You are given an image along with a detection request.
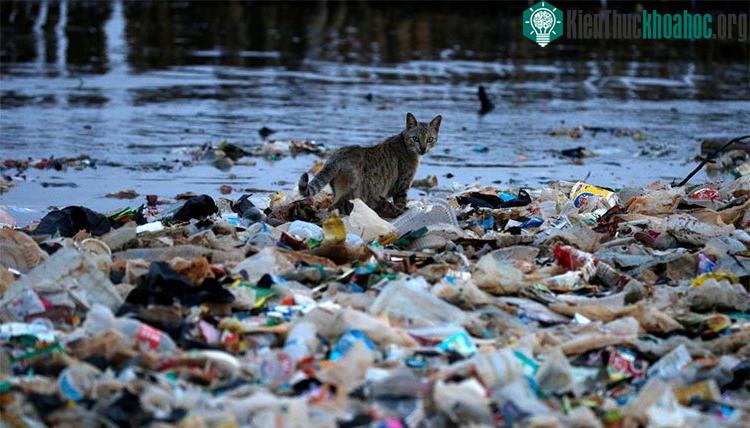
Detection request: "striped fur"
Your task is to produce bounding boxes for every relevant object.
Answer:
[299,113,442,216]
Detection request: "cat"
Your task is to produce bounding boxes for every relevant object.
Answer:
[299,112,442,216]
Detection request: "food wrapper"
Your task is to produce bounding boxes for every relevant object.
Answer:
[436,330,477,358]
[570,181,618,208]
[330,330,376,361]
[673,380,720,405]
[607,347,647,383]
[691,271,739,286]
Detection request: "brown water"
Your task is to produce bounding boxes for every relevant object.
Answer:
[1,1,749,224]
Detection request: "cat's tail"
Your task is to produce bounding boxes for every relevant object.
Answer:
[299,163,338,197]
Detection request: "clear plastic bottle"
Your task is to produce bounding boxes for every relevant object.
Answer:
[282,321,319,363]
[259,349,294,387]
[84,304,177,354]
[58,363,100,401]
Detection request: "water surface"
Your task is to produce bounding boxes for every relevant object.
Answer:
[2,1,749,224]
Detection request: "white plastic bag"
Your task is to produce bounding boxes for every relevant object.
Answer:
[343,199,396,242]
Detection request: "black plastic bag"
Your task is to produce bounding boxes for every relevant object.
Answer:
[101,391,150,428]
[32,206,111,237]
[172,194,218,222]
[125,262,234,307]
[457,189,531,209]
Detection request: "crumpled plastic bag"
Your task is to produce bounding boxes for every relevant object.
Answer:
[433,377,493,425]
[125,261,234,307]
[625,186,684,215]
[431,274,493,308]
[686,278,750,312]
[342,199,396,242]
[172,194,218,222]
[472,250,525,295]
[535,347,573,394]
[0,248,122,321]
[232,247,335,283]
[666,214,734,246]
[369,277,467,328]
[32,206,112,237]
[300,305,418,347]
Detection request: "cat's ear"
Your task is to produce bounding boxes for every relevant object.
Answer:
[406,112,417,129]
[429,115,442,131]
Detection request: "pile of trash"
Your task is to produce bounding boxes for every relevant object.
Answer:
[190,140,326,171]
[1,154,99,173]
[1,173,749,427]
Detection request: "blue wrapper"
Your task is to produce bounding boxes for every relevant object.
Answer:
[330,330,376,361]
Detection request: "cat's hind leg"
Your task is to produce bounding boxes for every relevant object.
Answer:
[330,174,357,215]
[332,192,355,215]
[364,196,402,219]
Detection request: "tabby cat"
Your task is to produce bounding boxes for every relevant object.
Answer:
[299,112,442,216]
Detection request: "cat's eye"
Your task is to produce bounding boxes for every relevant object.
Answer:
[411,136,419,142]
[428,137,434,143]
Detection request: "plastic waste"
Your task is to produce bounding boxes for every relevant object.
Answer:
[535,348,573,394]
[391,198,458,235]
[666,214,734,246]
[369,277,467,328]
[433,377,492,425]
[3,168,750,427]
[330,329,377,361]
[686,277,750,312]
[342,199,397,242]
[322,213,346,244]
[450,348,523,389]
[569,181,618,209]
[135,221,164,234]
[233,247,296,284]
[245,222,280,248]
[32,205,112,237]
[472,250,525,294]
[431,274,493,307]
[172,194,218,222]
[84,304,177,353]
[287,219,364,247]
[456,189,531,209]
[406,224,466,251]
[125,261,234,307]
[648,344,692,380]
[0,229,48,273]
[233,194,266,224]
[0,319,56,343]
[259,350,295,387]
[283,321,320,364]
[319,337,376,389]
[436,330,477,357]
[58,363,100,401]
[100,226,136,252]
[0,248,122,321]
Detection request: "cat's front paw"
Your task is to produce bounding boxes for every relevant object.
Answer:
[298,172,310,196]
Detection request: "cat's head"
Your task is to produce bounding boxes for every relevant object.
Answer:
[402,112,442,155]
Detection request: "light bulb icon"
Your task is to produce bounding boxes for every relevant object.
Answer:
[527,3,558,47]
